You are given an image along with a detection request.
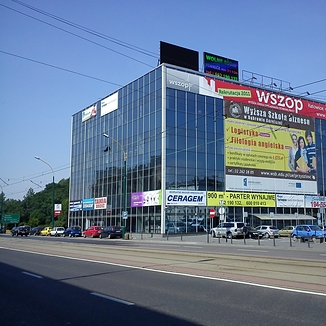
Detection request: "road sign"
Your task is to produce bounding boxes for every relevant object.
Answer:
[209,208,215,218]
[2,214,20,224]
[122,211,128,219]
[218,207,225,215]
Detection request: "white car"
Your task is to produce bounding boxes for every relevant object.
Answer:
[50,227,65,237]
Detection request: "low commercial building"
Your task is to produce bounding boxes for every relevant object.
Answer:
[68,58,326,232]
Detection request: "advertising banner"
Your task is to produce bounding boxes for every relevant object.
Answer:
[100,92,118,116]
[305,196,326,208]
[131,190,162,207]
[276,194,305,208]
[94,197,107,210]
[69,200,82,212]
[82,104,97,122]
[82,198,94,211]
[207,191,275,207]
[224,100,317,194]
[166,67,326,120]
[166,190,206,206]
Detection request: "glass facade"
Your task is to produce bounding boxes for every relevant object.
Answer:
[69,64,326,233]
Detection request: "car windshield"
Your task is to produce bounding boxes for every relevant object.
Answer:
[310,225,321,231]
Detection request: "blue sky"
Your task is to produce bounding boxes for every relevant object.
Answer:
[1,0,325,200]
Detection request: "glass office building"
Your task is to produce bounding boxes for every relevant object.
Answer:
[69,64,326,233]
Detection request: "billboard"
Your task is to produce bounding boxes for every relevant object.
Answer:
[276,194,305,207]
[160,41,199,71]
[101,92,118,116]
[166,190,206,206]
[131,190,162,207]
[69,200,82,212]
[224,100,317,194]
[165,67,326,120]
[82,104,97,122]
[82,198,94,211]
[94,197,107,210]
[207,191,275,207]
[203,52,239,81]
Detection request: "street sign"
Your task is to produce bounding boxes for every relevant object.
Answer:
[209,208,215,218]
[218,207,225,215]
[2,214,20,224]
[122,211,128,219]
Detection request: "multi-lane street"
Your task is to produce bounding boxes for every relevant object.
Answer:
[1,234,325,325]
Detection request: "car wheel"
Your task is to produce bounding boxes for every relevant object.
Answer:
[99,234,102,239]
[293,235,297,241]
[83,235,86,238]
[311,236,316,242]
[248,234,252,239]
[226,233,232,239]
[264,232,270,238]
[108,234,112,239]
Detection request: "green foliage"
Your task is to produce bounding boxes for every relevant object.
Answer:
[1,178,69,228]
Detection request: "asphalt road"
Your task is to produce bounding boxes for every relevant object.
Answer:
[1,234,326,325]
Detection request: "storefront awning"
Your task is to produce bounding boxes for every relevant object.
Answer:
[252,214,316,221]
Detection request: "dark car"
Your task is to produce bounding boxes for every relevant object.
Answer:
[63,226,82,237]
[243,226,262,239]
[11,227,19,236]
[99,226,123,239]
[16,226,30,237]
[30,227,43,236]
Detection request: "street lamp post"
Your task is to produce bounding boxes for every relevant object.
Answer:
[103,134,127,236]
[35,156,54,229]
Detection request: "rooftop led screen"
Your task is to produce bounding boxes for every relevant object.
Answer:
[204,52,239,81]
[160,41,199,71]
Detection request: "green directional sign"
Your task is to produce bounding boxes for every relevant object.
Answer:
[2,214,20,224]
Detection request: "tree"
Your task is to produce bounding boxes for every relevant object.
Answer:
[2,178,69,228]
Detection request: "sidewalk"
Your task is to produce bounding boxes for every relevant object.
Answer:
[127,232,326,250]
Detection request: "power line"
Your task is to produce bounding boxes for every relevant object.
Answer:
[0,50,123,86]
[12,0,158,58]
[1,3,155,69]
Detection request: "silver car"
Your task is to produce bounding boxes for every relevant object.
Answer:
[255,225,280,238]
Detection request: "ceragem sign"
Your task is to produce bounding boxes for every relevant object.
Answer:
[166,190,206,206]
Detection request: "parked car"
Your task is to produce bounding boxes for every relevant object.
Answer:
[63,226,82,237]
[99,226,123,239]
[30,227,43,236]
[279,226,295,237]
[320,225,326,237]
[50,227,65,237]
[83,226,103,238]
[14,226,30,237]
[242,226,262,239]
[255,225,280,238]
[11,226,19,236]
[0,227,6,234]
[291,225,324,241]
[41,227,52,236]
[165,222,186,234]
[211,222,245,239]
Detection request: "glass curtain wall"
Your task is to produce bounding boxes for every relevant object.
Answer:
[164,87,225,231]
[69,67,162,232]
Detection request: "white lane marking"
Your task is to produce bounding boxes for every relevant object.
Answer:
[184,246,203,249]
[237,249,269,253]
[22,271,43,279]
[91,292,134,305]
[2,246,326,298]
